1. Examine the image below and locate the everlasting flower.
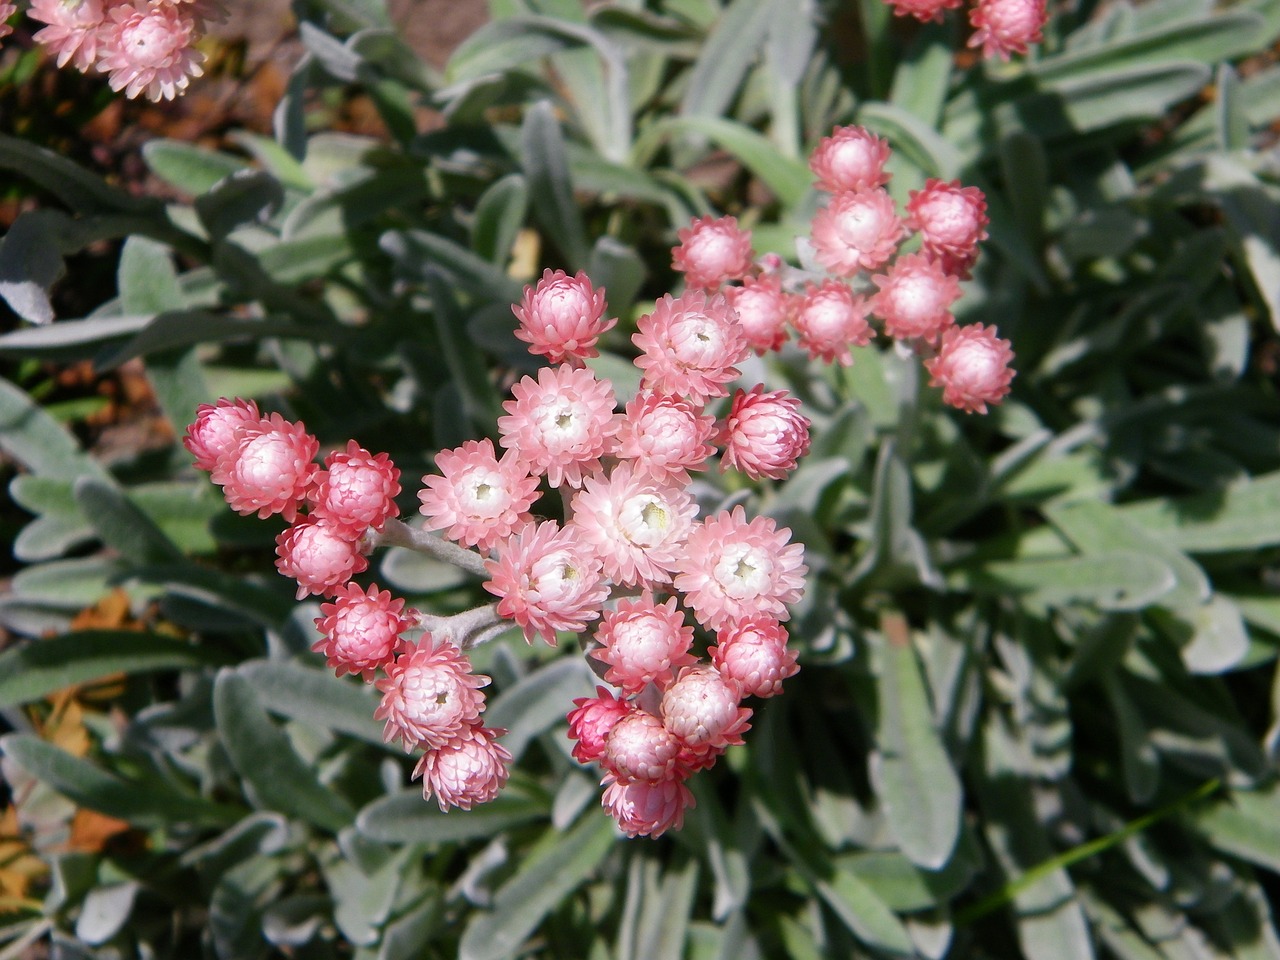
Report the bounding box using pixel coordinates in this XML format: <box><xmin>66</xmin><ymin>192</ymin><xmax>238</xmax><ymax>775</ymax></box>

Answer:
<box><xmin>671</xmin><ymin>215</ymin><xmax>755</xmax><ymax>290</ymax></box>
<box><xmin>674</xmin><ymin>506</ymin><xmax>808</xmax><ymax>631</ymax></box>
<box><xmin>374</xmin><ymin>639</ymin><xmax>489</xmax><ymax>751</ymax></box>
<box><xmin>29</xmin><ymin>0</ymin><xmax>104</xmax><ymax>70</ymax></box>
<box><xmin>925</xmin><ymin>323</ymin><xmax>1016</xmax><ymax>414</ymax></box>
<box><xmin>569</xmin><ymin>464</ymin><xmax>698</xmax><ymax>587</ymax></box>
<box><xmin>720</xmin><ymin>385</ymin><xmax>811</xmax><ymax>481</ymax></box>
<box><xmin>313</xmin><ymin>583</ymin><xmax>409</xmax><ymax>681</ymax></box>
<box><xmin>568</xmin><ymin>686</ymin><xmax>634</xmax><ymax>765</ymax></box>
<box><xmin>212</xmin><ymin>414</ymin><xmax>318</xmax><ymax>522</ymax></box>
<box><xmin>414</xmin><ymin>724</ymin><xmax>512</xmax><ymax>811</ymax></box>
<box><xmin>96</xmin><ymin>0</ymin><xmax>205</xmax><ymax>101</ymax></box>
<box><xmin>513</xmin><ymin>269</ymin><xmax>615</xmax><ymax>367</ymax></box>
<box><xmin>883</xmin><ymin>0</ymin><xmax>962</xmax><ymax>21</ymax></box>
<box><xmin>275</xmin><ymin>518</ymin><xmax>368</xmax><ymax>599</ymax></box>
<box><xmin>309</xmin><ymin>441</ymin><xmax>401</xmax><ymax>538</ymax></box>
<box><xmin>184</xmin><ymin>397</ymin><xmax>260</xmax><ymax>472</ymax></box>
<box><xmin>711</xmin><ymin>618</ymin><xmax>798</xmax><ymax>699</ymax></box>
<box><xmin>484</xmin><ymin>521</ymin><xmax>610</xmax><ymax>645</ymax></box>
<box><xmin>418</xmin><ymin>438</ymin><xmax>540</xmax><ymax>551</ymax></box>
<box><xmin>497</xmin><ymin>365</ymin><xmax>619</xmax><ymax>489</ymax></box>
<box><xmin>810</xmin><ymin>189</ymin><xmax>905</xmax><ymax>276</ymax></box>
<box><xmin>968</xmin><ymin>0</ymin><xmax>1048</xmax><ymax>59</ymax></box>
<box><xmin>632</xmin><ymin>292</ymin><xmax>749</xmax><ymax>405</ymax></box>
<box><xmin>661</xmin><ymin>665</ymin><xmax>751</xmax><ymax>752</ymax></box>
<box><xmin>601</xmin><ymin>774</ymin><xmax>695</xmax><ymax>839</ymax></box>
<box><xmin>725</xmin><ymin>275</ymin><xmax>793</xmax><ymax>354</ymax></box>
<box><xmin>590</xmin><ymin>594</ymin><xmax>696</xmax><ymax>694</ymax></box>
<box><xmin>869</xmin><ymin>252</ymin><xmax>962</xmax><ymax>342</ymax></box>
<box><xmin>906</xmin><ymin>179</ymin><xmax>990</xmax><ymax>271</ymax></box>
<box><xmin>808</xmin><ymin>126</ymin><xmax>892</xmax><ymax>194</ymax></box>
<box><xmin>604</xmin><ymin>712</ymin><xmax>682</xmax><ymax>783</ymax></box>
<box><xmin>614</xmin><ymin>392</ymin><xmax>717</xmax><ymax>485</ymax></box>
<box><xmin>792</xmin><ymin>280</ymin><xmax>874</xmax><ymax>367</ymax></box>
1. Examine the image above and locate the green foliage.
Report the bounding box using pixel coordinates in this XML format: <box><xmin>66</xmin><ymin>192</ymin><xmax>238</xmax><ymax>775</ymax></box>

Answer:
<box><xmin>1</xmin><ymin>0</ymin><xmax>1279</xmax><ymax>958</ymax></box>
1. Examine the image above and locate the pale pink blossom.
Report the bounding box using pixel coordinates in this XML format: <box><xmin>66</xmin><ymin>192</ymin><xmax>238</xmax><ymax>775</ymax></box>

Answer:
<box><xmin>275</xmin><ymin>518</ymin><xmax>368</xmax><ymax>600</ymax></box>
<box><xmin>614</xmin><ymin>392</ymin><xmax>717</xmax><ymax>485</ymax></box>
<box><xmin>925</xmin><ymin>323</ymin><xmax>1015</xmax><ymax>414</ymax></box>
<box><xmin>497</xmin><ymin>365</ymin><xmax>619</xmax><ymax>489</ymax></box>
<box><xmin>29</xmin><ymin>0</ymin><xmax>104</xmax><ymax>70</ymax></box>
<box><xmin>414</xmin><ymin>724</ymin><xmax>512</xmax><ymax>811</ymax></box>
<box><xmin>313</xmin><ymin>583</ymin><xmax>409</xmax><ymax>681</ymax></box>
<box><xmin>906</xmin><ymin>179</ymin><xmax>990</xmax><ymax>270</ymax></box>
<box><xmin>724</xmin><ymin>275</ymin><xmax>793</xmax><ymax>354</ymax></box>
<box><xmin>632</xmin><ymin>292</ymin><xmax>748</xmax><ymax>405</ymax></box>
<box><xmin>671</xmin><ymin>215</ymin><xmax>755</xmax><ymax>290</ymax></box>
<box><xmin>882</xmin><ymin>0</ymin><xmax>961</xmax><ymax>22</ymax></box>
<box><xmin>810</xmin><ymin>189</ymin><xmax>905</xmax><ymax>276</ymax></box>
<box><xmin>869</xmin><ymin>252</ymin><xmax>962</xmax><ymax>343</ymax></box>
<box><xmin>590</xmin><ymin>594</ymin><xmax>696</xmax><ymax>694</ymax></box>
<box><xmin>674</xmin><ymin>506</ymin><xmax>808</xmax><ymax>631</ymax></box>
<box><xmin>0</xmin><ymin>2</ymin><xmax>13</xmax><ymax>40</ymax></box>
<box><xmin>604</xmin><ymin>711</ymin><xmax>682</xmax><ymax>783</ymax></box>
<box><xmin>661</xmin><ymin>665</ymin><xmax>751</xmax><ymax>753</ymax></box>
<box><xmin>418</xmin><ymin>438</ymin><xmax>540</xmax><ymax>551</ymax></box>
<box><xmin>720</xmin><ymin>385</ymin><xmax>811</xmax><ymax>481</ymax></box>
<box><xmin>212</xmin><ymin>413</ymin><xmax>318</xmax><ymax>522</ymax></box>
<box><xmin>309</xmin><ymin>441</ymin><xmax>401</xmax><ymax>538</ymax></box>
<box><xmin>808</xmin><ymin>126</ymin><xmax>892</xmax><ymax>194</ymax></box>
<box><xmin>968</xmin><ymin>0</ymin><xmax>1048</xmax><ymax>59</ymax></box>
<box><xmin>567</xmin><ymin>686</ymin><xmax>634</xmax><ymax>765</ymax></box>
<box><xmin>374</xmin><ymin>638</ymin><xmax>489</xmax><ymax>751</ymax></box>
<box><xmin>184</xmin><ymin>397</ymin><xmax>260</xmax><ymax>472</ymax></box>
<box><xmin>95</xmin><ymin>0</ymin><xmax>205</xmax><ymax>101</ymax></box>
<box><xmin>601</xmin><ymin>774</ymin><xmax>694</xmax><ymax>839</ymax></box>
<box><xmin>792</xmin><ymin>280</ymin><xmax>874</xmax><ymax>367</ymax></box>
<box><xmin>569</xmin><ymin>464</ymin><xmax>698</xmax><ymax>587</ymax></box>
<box><xmin>484</xmin><ymin>520</ymin><xmax>610</xmax><ymax>646</ymax></box>
<box><xmin>711</xmin><ymin>618</ymin><xmax>798</xmax><ymax>699</ymax></box>
<box><xmin>513</xmin><ymin>269</ymin><xmax>615</xmax><ymax>367</ymax></box>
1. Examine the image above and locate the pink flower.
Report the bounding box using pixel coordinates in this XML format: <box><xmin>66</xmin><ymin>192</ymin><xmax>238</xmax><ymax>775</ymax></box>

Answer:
<box><xmin>720</xmin><ymin>385</ymin><xmax>811</xmax><ymax>481</ymax></box>
<box><xmin>0</xmin><ymin>2</ymin><xmax>14</xmax><ymax>40</ymax></box>
<box><xmin>869</xmin><ymin>252</ymin><xmax>962</xmax><ymax>343</ymax></box>
<box><xmin>906</xmin><ymin>179</ymin><xmax>990</xmax><ymax>271</ymax></box>
<box><xmin>614</xmin><ymin>392</ymin><xmax>717</xmax><ymax>485</ymax></box>
<box><xmin>632</xmin><ymin>292</ymin><xmax>748</xmax><ymax>405</ymax></box>
<box><xmin>184</xmin><ymin>397</ymin><xmax>260</xmax><ymax>472</ymax></box>
<box><xmin>792</xmin><ymin>280</ymin><xmax>874</xmax><ymax>367</ymax></box>
<box><xmin>711</xmin><ymin>618</ymin><xmax>798</xmax><ymax>699</ymax></box>
<box><xmin>661</xmin><ymin>665</ymin><xmax>751</xmax><ymax>752</ymax></box>
<box><xmin>968</xmin><ymin>0</ymin><xmax>1048</xmax><ymax>59</ymax></box>
<box><xmin>95</xmin><ymin>0</ymin><xmax>205</xmax><ymax>101</ymax></box>
<box><xmin>212</xmin><ymin>413</ymin><xmax>319</xmax><ymax>522</ymax></box>
<box><xmin>497</xmin><ymin>365</ymin><xmax>619</xmax><ymax>489</ymax></box>
<box><xmin>29</xmin><ymin>0</ymin><xmax>104</xmax><ymax>70</ymax></box>
<box><xmin>590</xmin><ymin>594</ymin><xmax>696</xmax><ymax>694</ymax></box>
<box><xmin>275</xmin><ymin>518</ymin><xmax>368</xmax><ymax>600</ymax></box>
<box><xmin>418</xmin><ymin>438</ymin><xmax>540</xmax><ymax>551</ymax></box>
<box><xmin>604</xmin><ymin>712</ymin><xmax>681</xmax><ymax>783</ymax></box>
<box><xmin>313</xmin><ymin>583</ymin><xmax>409</xmax><ymax>681</ymax></box>
<box><xmin>414</xmin><ymin>724</ymin><xmax>512</xmax><ymax>812</ymax></box>
<box><xmin>484</xmin><ymin>521</ymin><xmax>610</xmax><ymax>645</ymax></box>
<box><xmin>882</xmin><ymin>0</ymin><xmax>962</xmax><ymax>22</ymax></box>
<box><xmin>567</xmin><ymin>686</ymin><xmax>634</xmax><ymax>765</ymax></box>
<box><xmin>513</xmin><ymin>269</ymin><xmax>615</xmax><ymax>367</ymax></box>
<box><xmin>569</xmin><ymin>464</ymin><xmax>698</xmax><ymax>587</ymax></box>
<box><xmin>810</xmin><ymin>189</ymin><xmax>905</xmax><ymax>276</ymax></box>
<box><xmin>671</xmin><ymin>215</ymin><xmax>755</xmax><ymax>290</ymax></box>
<box><xmin>374</xmin><ymin>638</ymin><xmax>489</xmax><ymax>751</ymax></box>
<box><xmin>725</xmin><ymin>275</ymin><xmax>793</xmax><ymax>354</ymax></box>
<box><xmin>309</xmin><ymin>441</ymin><xmax>401</xmax><ymax>538</ymax></box>
<box><xmin>925</xmin><ymin>323</ymin><xmax>1015</xmax><ymax>414</ymax></box>
<box><xmin>674</xmin><ymin>506</ymin><xmax>808</xmax><ymax>631</ymax></box>
<box><xmin>808</xmin><ymin>126</ymin><xmax>892</xmax><ymax>194</ymax></box>
<box><xmin>601</xmin><ymin>775</ymin><xmax>695</xmax><ymax>839</ymax></box>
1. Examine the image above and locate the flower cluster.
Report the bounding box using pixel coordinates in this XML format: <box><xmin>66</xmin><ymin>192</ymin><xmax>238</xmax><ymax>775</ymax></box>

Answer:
<box><xmin>13</xmin><ymin>0</ymin><xmax>218</xmax><ymax>101</ymax></box>
<box><xmin>882</xmin><ymin>0</ymin><xmax>1048</xmax><ymax>60</ymax></box>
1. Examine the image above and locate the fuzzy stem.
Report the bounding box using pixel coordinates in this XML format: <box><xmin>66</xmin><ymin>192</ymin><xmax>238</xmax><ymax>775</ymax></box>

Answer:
<box><xmin>417</xmin><ymin>603</ymin><xmax>507</xmax><ymax>650</ymax></box>
<box><xmin>374</xmin><ymin>518</ymin><xmax>490</xmax><ymax>578</ymax></box>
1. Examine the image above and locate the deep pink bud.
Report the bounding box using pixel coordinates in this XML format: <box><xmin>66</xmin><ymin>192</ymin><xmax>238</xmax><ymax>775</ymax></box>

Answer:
<box><xmin>720</xmin><ymin>385</ymin><xmax>811</xmax><ymax>481</ymax></box>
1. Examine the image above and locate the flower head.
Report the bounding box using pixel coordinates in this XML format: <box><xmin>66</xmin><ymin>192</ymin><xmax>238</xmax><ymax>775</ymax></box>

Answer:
<box><xmin>0</xmin><ymin>2</ymin><xmax>13</xmax><ymax>40</ymax></box>
<box><xmin>184</xmin><ymin>397</ymin><xmax>260</xmax><ymax>472</ymax></box>
<box><xmin>313</xmin><ymin>583</ymin><xmax>409</xmax><ymax>681</ymax></box>
<box><xmin>275</xmin><ymin>518</ymin><xmax>368</xmax><ymax>599</ymax></box>
<box><xmin>810</xmin><ymin>189</ymin><xmax>905</xmax><ymax>276</ymax></box>
<box><xmin>883</xmin><ymin>0</ymin><xmax>962</xmax><ymax>21</ymax></box>
<box><xmin>590</xmin><ymin>594</ymin><xmax>696</xmax><ymax>694</ymax></box>
<box><xmin>29</xmin><ymin>0</ymin><xmax>105</xmax><ymax>70</ymax></box>
<box><xmin>924</xmin><ymin>323</ymin><xmax>1015</xmax><ymax>414</ymax></box>
<box><xmin>671</xmin><ymin>215</ymin><xmax>755</xmax><ymax>290</ymax></box>
<box><xmin>809</xmin><ymin>126</ymin><xmax>892</xmax><ymax>193</ymax></box>
<box><xmin>604</xmin><ymin>711</ymin><xmax>682</xmax><ymax>783</ymax></box>
<box><xmin>720</xmin><ymin>385</ymin><xmax>811</xmax><ymax>481</ymax></box>
<box><xmin>614</xmin><ymin>392</ymin><xmax>717</xmax><ymax>485</ymax></box>
<box><xmin>968</xmin><ymin>0</ymin><xmax>1048</xmax><ymax>60</ymax></box>
<box><xmin>513</xmin><ymin>269</ymin><xmax>615</xmax><ymax>367</ymax></box>
<box><xmin>567</xmin><ymin>686</ymin><xmax>634</xmax><ymax>765</ymax></box>
<box><xmin>374</xmin><ymin>639</ymin><xmax>489</xmax><ymax>751</ymax></box>
<box><xmin>906</xmin><ymin>179</ymin><xmax>990</xmax><ymax>270</ymax></box>
<box><xmin>309</xmin><ymin>441</ymin><xmax>401</xmax><ymax>538</ymax></box>
<box><xmin>660</xmin><ymin>665</ymin><xmax>751</xmax><ymax>752</ymax></box>
<box><xmin>792</xmin><ymin>280</ymin><xmax>874</xmax><ymax>367</ymax></box>
<box><xmin>724</xmin><ymin>274</ymin><xmax>793</xmax><ymax>354</ymax></box>
<box><xmin>212</xmin><ymin>413</ymin><xmax>319</xmax><ymax>522</ymax></box>
<box><xmin>711</xmin><ymin>618</ymin><xmax>798</xmax><ymax>699</ymax></box>
<box><xmin>632</xmin><ymin>292</ymin><xmax>748</xmax><ymax>405</ymax></box>
<box><xmin>601</xmin><ymin>775</ymin><xmax>695</xmax><ymax>839</ymax></box>
<box><xmin>96</xmin><ymin>0</ymin><xmax>205</xmax><ymax>101</ymax></box>
<box><xmin>869</xmin><ymin>252</ymin><xmax>962</xmax><ymax>343</ymax></box>
<box><xmin>418</xmin><ymin>438</ymin><xmax>540</xmax><ymax>551</ymax></box>
<box><xmin>414</xmin><ymin>724</ymin><xmax>512</xmax><ymax>811</ymax></box>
